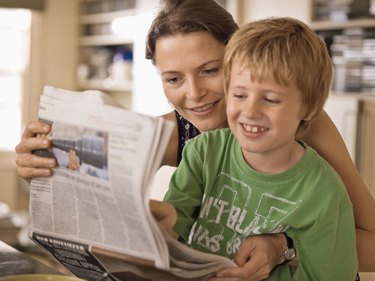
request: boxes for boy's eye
[264,97,281,104]
[202,67,219,75]
[232,92,246,99]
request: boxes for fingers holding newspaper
[15,120,56,179]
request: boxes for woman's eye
[165,76,180,84]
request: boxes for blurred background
[0,0,374,279]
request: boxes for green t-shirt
[164,128,357,281]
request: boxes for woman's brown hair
[145,0,238,64]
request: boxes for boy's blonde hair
[223,17,333,136]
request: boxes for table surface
[0,240,62,277]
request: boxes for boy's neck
[242,140,305,174]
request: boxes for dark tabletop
[0,240,62,277]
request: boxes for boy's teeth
[244,125,265,133]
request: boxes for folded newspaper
[29,86,235,281]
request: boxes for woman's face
[154,31,228,132]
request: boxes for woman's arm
[15,121,56,180]
[303,110,375,271]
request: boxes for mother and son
[15,0,375,280]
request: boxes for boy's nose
[244,100,263,119]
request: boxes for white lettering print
[226,236,242,256]
[227,206,248,233]
[193,224,223,253]
[191,173,300,258]
[252,193,298,234]
[200,197,228,224]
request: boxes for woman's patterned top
[175,111,200,164]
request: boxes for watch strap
[280,232,296,265]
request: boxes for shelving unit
[311,2,375,244]
[311,0,375,95]
[311,17,375,30]
[77,0,137,104]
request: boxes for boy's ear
[302,109,317,121]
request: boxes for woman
[15,0,375,280]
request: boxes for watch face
[285,248,296,260]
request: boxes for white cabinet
[324,94,375,199]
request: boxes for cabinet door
[359,99,375,198]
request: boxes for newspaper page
[29,86,173,280]
[89,228,236,281]
[29,86,236,281]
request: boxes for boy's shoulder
[196,127,232,140]
[303,142,348,195]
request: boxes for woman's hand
[15,121,56,180]
[209,233,289,281]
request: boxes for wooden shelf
[80,34,133,46]
[311,18,375,30]
[330,91,375,100]
[78,78,132,92]
[80,9,136,24]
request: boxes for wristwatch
[280,232,296,265]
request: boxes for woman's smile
[187,100,220,114]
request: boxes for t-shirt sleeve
[163,140,204,243]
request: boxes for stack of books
[329,28,375,94]
[314,0,371,21]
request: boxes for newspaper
[29,86,235,281]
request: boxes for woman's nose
[186,78,206,100]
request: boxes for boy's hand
[150,200,177,229]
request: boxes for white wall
[131,0,172,116]
[131,10,172,116]
[242,0,311,24]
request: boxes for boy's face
[226,61,305,168]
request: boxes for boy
[163,17,358,280]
